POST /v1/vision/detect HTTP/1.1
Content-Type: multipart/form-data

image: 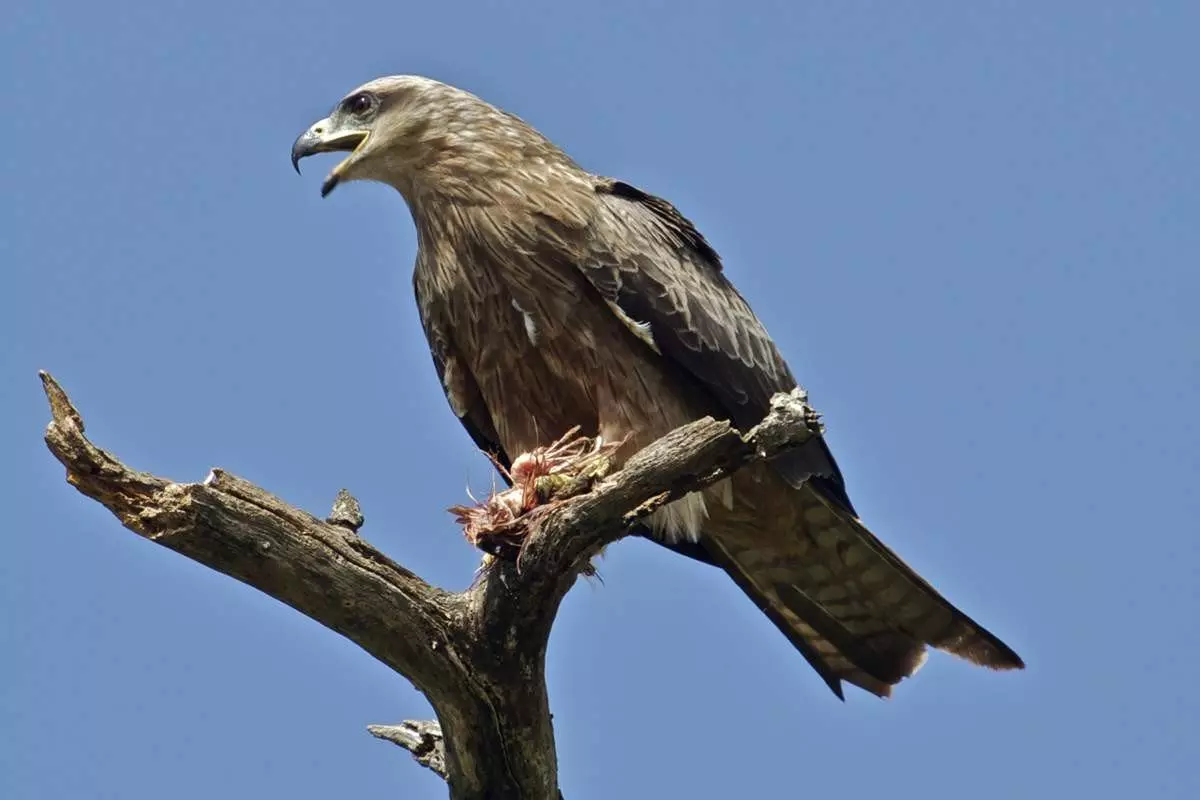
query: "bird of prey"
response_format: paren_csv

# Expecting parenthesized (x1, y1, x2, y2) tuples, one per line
(292, 75, 1023, 698)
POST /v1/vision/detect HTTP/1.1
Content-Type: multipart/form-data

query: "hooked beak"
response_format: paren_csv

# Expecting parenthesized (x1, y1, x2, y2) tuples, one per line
(291, 117, 369, 197)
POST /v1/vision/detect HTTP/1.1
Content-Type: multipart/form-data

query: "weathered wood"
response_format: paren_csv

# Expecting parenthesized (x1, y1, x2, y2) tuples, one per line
(40, 370, 820, 799)
(369, 720, 449, 779)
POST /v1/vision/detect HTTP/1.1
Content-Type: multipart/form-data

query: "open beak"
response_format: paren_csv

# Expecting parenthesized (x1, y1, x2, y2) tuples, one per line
(291, 117, 369, 197)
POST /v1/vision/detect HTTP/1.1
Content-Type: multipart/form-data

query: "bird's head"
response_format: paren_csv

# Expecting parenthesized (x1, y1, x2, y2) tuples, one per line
(291, 75, 572, 201)
(291, 75, 454, 197)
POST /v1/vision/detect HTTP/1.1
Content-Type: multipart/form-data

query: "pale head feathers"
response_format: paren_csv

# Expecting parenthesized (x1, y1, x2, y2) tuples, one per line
(328, 75, 585, 205)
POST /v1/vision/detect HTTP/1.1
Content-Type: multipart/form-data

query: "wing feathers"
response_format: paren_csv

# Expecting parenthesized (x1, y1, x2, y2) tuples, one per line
(414, 263, 511, 473)
(583, 179, 1021, 695)
(589, 180, 857, 512)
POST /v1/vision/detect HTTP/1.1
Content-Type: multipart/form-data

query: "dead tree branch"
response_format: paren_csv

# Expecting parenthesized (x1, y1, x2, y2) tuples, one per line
(39, 370, 821, 799)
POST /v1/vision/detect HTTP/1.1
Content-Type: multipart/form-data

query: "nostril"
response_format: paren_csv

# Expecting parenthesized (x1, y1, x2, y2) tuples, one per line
(314, 125, 324, 135)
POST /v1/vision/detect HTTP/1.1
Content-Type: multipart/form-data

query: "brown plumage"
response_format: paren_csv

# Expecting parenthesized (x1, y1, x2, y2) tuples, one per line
(292, 75, 1024, 698)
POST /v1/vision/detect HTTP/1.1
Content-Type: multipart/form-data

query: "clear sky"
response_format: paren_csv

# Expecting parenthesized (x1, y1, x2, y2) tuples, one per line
(3, 2, 1197, 798)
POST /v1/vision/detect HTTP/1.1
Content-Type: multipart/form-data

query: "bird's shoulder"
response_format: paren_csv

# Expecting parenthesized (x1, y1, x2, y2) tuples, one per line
(581, 176, 795, 415)
(592, 178, 723, 271)
(582, 175, 856, 512)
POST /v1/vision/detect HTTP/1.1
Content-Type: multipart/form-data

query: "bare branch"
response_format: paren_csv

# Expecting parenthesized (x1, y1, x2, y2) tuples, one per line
(40, 370, 821, 799)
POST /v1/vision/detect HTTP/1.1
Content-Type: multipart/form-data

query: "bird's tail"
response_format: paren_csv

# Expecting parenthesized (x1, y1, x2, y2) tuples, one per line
(703, 468, 1024, 698)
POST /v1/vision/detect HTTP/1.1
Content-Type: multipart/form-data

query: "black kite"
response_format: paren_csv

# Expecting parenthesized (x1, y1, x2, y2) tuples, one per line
(292, 76, 1023, 698)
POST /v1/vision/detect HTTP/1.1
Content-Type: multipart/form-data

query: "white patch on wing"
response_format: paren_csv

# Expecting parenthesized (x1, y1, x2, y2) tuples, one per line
(511, 298, 539, 345)
(604, 299, 659, 353)
(648, 490, 708, 543)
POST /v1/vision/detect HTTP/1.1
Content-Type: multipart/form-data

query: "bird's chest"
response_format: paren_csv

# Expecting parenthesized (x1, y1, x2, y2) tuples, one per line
(448, 256, 672, 454)
(458, 258, 601, 379)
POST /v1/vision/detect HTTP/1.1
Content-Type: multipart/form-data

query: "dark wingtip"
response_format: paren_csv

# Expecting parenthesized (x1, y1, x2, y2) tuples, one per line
(993, 646, 1026, 671)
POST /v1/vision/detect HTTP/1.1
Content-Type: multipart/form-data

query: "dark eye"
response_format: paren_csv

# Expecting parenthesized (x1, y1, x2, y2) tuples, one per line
(344, 92, 375, 116)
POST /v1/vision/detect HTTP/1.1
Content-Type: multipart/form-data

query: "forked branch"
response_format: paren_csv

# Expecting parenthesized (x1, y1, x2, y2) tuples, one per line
(39, 370, 821, 799)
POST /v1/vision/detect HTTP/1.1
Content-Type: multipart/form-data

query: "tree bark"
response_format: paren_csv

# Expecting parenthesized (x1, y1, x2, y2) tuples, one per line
(39, 371, 822, 799)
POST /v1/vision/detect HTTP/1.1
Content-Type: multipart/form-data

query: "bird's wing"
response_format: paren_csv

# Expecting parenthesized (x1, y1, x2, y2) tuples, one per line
(413, 263, 511, 476)
(576, 179, 1022, 696)
(585, 179, 854, 512)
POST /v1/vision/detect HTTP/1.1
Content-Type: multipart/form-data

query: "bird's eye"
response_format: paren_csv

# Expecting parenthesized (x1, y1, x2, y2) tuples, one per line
(344, 93, 375, 116)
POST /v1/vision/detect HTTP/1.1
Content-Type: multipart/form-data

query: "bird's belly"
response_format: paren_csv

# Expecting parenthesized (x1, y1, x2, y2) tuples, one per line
(479, 309, 692, 455)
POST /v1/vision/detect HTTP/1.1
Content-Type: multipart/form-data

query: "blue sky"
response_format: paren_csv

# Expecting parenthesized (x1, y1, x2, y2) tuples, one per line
(3, 2, 1197, 797)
